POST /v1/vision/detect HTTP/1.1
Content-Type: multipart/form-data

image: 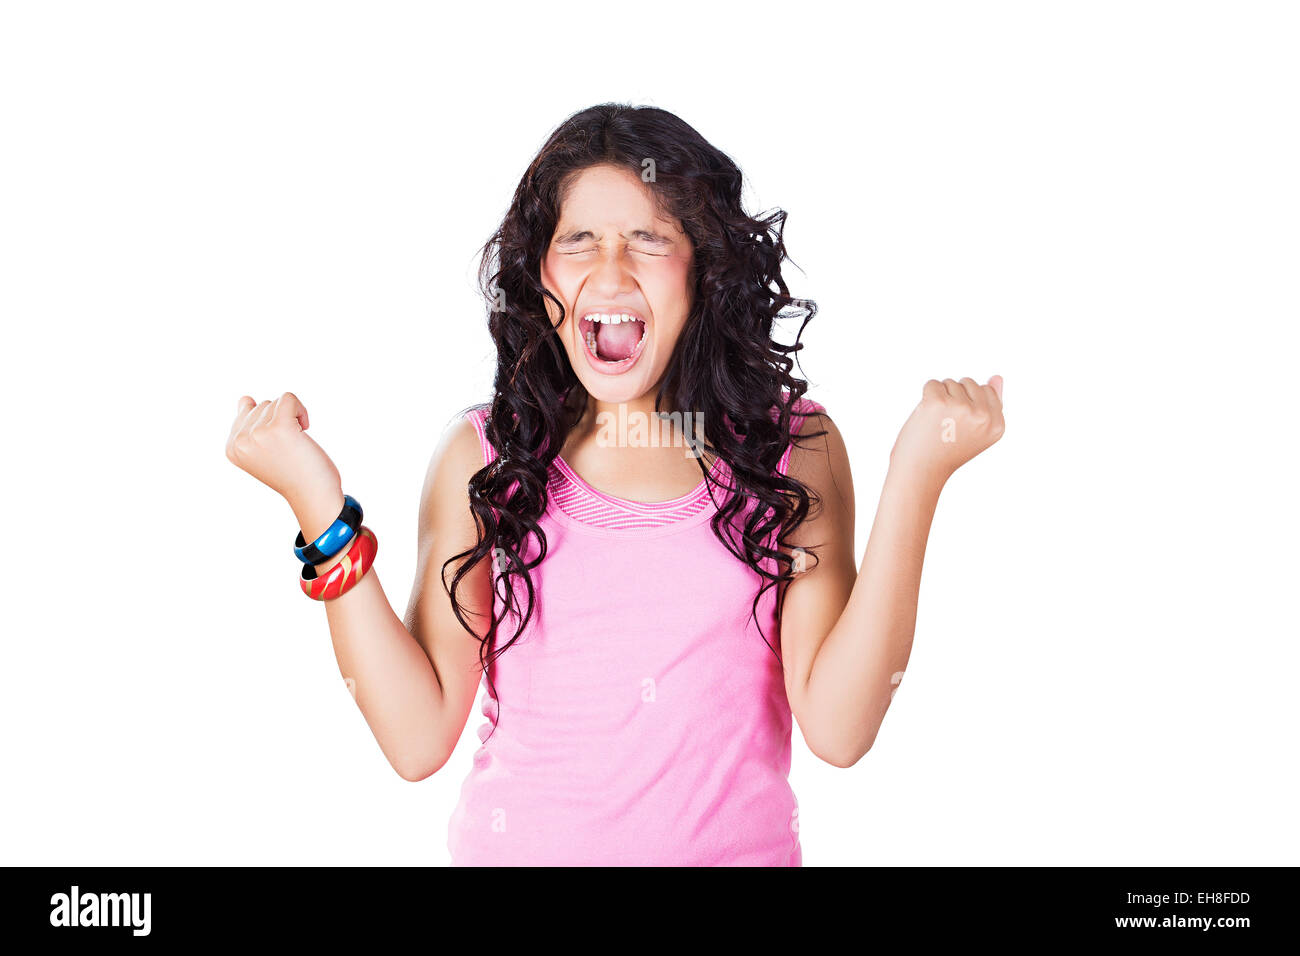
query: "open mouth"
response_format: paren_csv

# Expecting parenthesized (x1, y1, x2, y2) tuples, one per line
(578, 310, 648, 370)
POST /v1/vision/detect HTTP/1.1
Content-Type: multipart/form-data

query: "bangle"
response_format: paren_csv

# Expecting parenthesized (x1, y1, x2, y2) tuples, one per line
(294, 494, 363, 564)
(300, 526, 378, 600)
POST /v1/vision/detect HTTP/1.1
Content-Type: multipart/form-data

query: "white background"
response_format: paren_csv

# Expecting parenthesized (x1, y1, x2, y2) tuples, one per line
(2, 1, 1296, 865)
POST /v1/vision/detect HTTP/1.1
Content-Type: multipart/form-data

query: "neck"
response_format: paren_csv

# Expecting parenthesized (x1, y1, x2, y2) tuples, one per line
(565, 387, 711, 464)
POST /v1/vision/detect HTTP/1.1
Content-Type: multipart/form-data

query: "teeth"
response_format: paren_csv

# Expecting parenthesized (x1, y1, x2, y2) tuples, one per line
(585, 312, 640, 324)
(586, 329, 599, 356)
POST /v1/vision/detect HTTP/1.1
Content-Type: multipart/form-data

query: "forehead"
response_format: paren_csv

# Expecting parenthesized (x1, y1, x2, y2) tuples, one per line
(556, 164, 680, 232)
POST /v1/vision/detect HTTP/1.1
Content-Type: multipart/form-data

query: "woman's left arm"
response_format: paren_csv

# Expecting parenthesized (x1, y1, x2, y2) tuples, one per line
(780, 376, 1005, 767)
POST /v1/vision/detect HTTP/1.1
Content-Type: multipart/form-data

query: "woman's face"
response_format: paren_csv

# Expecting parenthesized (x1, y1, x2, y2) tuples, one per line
(541, 163, 694, 405)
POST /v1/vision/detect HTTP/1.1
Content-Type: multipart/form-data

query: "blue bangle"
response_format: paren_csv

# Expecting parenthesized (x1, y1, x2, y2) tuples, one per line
(294, 495, 363, 564)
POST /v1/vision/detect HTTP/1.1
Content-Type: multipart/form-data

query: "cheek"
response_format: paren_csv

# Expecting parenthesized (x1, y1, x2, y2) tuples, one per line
(540, 253, 559, 289)
(543, 254, 585, 287)
(540, 255, 576, 322)
(655, 256, 692, 298)
(647, 257, 694, 325)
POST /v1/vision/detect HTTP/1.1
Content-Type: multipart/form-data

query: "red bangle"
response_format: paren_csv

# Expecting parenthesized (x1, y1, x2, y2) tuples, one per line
(300, 526, 377, 600)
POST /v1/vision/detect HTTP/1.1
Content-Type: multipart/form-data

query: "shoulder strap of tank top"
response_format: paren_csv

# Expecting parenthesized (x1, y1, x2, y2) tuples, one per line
(776, 396, 826, 476)
(464, 405, 496, 469)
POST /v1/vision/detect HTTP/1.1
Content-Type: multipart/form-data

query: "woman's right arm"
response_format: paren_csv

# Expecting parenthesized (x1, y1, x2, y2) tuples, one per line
(226, 393, 492, 781)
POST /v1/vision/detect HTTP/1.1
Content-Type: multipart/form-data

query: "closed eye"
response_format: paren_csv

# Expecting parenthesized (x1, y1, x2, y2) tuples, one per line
(559, 245, 667, 257)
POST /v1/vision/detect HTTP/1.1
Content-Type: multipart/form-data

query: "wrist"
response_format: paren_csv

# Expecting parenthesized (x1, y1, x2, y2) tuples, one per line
(885, 453, 949, 499)
(287, 484, 347, 544)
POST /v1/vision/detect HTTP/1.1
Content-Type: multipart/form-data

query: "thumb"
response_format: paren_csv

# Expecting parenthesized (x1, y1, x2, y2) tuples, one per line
(987, 374, 1004, 402)
(277, 391, 310, 430)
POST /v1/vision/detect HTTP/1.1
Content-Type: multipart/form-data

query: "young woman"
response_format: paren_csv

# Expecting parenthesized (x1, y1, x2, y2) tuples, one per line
(225, 103, 1005, 866)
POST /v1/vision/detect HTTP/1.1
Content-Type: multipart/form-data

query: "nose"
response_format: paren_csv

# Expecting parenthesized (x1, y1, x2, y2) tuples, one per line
(588, 245, 637, 296)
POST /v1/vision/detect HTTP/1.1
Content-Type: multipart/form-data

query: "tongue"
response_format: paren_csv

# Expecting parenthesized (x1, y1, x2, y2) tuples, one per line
(596, 321, 643, 361)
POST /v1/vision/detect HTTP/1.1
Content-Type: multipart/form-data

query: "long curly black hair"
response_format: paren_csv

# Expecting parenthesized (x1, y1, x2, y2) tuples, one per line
(443, 103, 827, 717)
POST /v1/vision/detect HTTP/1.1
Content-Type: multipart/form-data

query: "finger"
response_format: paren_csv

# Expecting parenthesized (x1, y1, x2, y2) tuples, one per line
(243, 399, 273, 433)
(254, 399, 276, 428)
(958, 377, 983, 405)
(230, 396, 257, 438)
(923, 379, 947, 403)
(941, 379, 964, 402)
(987, 374, 1004, 404)
(235, 398, 270, 435)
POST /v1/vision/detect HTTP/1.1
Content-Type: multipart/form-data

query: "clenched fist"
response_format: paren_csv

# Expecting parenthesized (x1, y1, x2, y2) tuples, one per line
(226, 392, 342, 509)
(890, 375, 1005, 484)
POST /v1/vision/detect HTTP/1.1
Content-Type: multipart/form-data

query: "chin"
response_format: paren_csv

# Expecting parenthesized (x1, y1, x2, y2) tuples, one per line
(573, 364, 656, 405)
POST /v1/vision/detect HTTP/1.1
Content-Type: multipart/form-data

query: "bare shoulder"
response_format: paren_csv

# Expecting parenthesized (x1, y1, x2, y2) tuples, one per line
(417, 411, 487, 535)
(785, 403, 854, 509)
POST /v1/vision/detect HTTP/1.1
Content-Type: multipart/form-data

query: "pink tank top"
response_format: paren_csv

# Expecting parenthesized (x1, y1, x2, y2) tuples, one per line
(446, 397, 824, 866)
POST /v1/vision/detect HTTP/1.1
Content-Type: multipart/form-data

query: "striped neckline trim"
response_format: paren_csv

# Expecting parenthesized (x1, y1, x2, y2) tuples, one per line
(465, 397, 823, 531)
(546, 452, 725, 530)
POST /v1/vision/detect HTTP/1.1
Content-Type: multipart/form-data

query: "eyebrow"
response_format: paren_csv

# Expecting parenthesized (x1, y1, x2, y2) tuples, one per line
(553, 228, 673, 244)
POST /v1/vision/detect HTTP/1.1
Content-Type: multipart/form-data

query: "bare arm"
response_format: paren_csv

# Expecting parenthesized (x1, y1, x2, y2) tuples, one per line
(228, 394, 491, 781)
(399, 415, 496, 778)
(779, 378, 1005, 767)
